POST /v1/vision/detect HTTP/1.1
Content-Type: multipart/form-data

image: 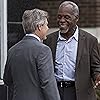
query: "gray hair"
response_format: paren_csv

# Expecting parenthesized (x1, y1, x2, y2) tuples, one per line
(59, 1, 79, 17)
(22, 8, 48, 34)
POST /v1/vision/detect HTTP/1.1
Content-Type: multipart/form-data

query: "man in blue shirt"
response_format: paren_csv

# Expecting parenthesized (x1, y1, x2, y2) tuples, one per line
(44, 1, 100, 100)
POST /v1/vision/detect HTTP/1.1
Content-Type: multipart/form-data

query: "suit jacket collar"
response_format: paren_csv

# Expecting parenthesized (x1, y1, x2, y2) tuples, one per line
(50, 31, 59, 65)
(23, 35, 40, 42)
(26, 34, 41, 42)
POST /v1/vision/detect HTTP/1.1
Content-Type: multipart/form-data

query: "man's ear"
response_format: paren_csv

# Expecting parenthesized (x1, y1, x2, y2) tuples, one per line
(75, 15, 79, 22)
(37, 24, 42, 31)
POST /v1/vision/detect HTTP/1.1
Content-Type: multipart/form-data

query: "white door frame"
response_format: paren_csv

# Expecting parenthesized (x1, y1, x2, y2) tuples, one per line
(0, 0, 7, 80)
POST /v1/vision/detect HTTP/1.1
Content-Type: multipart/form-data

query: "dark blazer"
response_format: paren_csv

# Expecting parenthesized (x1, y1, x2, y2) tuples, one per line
(44, 29, 100, 100)
(3, 36, 60, 100)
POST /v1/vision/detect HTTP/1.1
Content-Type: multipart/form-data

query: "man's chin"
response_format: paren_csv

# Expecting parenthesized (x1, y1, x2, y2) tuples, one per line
(60, 28, 69, 33)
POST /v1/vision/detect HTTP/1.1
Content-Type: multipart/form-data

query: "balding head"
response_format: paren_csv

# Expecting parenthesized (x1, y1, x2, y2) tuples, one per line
(59, 1, 79, 17)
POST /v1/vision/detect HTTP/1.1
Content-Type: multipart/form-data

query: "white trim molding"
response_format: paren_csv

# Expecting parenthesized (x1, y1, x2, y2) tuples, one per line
(0, 0, 7, 79)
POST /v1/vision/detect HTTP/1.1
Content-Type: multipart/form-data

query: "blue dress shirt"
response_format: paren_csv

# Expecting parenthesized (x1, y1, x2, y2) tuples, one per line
(55, 26, 79, 81)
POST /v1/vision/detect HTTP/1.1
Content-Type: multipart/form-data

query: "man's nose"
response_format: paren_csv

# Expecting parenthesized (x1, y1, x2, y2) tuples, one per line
(60, 17, 66, 22)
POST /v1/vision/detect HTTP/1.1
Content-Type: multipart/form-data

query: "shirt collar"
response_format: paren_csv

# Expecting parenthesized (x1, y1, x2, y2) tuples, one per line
(58, 26, 79, 42)
(26, 33, 41, 42)
(73, 26, 79, 41)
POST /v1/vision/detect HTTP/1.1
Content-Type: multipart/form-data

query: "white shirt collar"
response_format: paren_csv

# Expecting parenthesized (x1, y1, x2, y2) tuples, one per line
(73, 25, 79, 41)
(26, 33, 41, 42)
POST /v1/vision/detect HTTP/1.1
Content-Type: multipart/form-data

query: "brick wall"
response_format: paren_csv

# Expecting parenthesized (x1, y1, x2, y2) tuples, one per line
(7, 0, 100, 49)
(78, 0, 96, 27)
(38, 0, 61, 27)
(96, 0, 100, 27)
(38, 0, 99, 28)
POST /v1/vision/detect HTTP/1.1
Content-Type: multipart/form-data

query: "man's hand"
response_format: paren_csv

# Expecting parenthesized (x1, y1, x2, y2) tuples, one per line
(94, 74, 100, 89)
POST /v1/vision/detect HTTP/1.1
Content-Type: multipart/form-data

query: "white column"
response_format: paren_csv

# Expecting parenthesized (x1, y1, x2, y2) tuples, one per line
(0, 0, 7, 80)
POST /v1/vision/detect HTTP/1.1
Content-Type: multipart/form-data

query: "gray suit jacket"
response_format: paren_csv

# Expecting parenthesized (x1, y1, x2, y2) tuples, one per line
(43, 29, 100, 100)
(3, 36, 60, 100)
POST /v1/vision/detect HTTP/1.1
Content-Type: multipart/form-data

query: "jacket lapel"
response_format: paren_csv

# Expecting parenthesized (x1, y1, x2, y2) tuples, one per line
(50, 31, 59, 65)
(76, 29, 86, 68)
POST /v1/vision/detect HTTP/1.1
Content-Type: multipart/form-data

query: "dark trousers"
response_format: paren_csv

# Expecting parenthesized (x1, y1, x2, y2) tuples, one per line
(58, 85, 76, 100)
(0, 85, 7, 100)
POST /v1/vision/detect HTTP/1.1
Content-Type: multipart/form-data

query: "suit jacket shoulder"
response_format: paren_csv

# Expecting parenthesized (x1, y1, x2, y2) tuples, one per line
(79, 29, 98, 41)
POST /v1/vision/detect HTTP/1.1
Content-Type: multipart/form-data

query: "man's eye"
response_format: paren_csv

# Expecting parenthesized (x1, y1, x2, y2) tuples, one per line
(57, 15, 71, 20)
(64, 15, 70, 19)
(57, 15, 62, 19)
